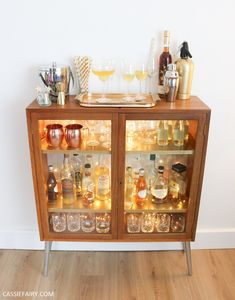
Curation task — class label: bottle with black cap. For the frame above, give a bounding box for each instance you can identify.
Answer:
[151,165,168,204]
[169,163,187,201]
[176,41,194,100]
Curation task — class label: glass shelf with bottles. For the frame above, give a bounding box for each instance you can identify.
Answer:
[126,120,197,154]
[46,153,112,213]
[124,153,190,213]
[125,212,186,234]
[49,212,111,234]
[39,120,112,153]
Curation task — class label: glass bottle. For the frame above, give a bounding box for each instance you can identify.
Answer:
[183,120,189,143]
[136,168,147,206]
[95,156,110,201]
[169,163,187,202]
[173,120,184,147]
[47,165,58,202]
[72,154,82,198]
[82,163,95,206]
[158,30,172,96]
[61,154,75,205]
[151,166,168,204]
[157,121,168,146]
[167,120,173,141]
[125,166,134,206]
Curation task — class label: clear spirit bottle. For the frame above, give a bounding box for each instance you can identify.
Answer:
[82,163,94,206]
[173,120,184,146]
[157,121,168,146]
[95,156,110,201]
[169,163,187,202]
[151,166,168,204]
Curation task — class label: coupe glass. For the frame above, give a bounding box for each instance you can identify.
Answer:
[121,62,135,101]
[92,59,115,102]
[135,63,148,100]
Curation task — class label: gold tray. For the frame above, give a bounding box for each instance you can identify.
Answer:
[76,93,159,108]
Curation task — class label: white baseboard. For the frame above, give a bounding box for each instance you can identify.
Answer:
[0,229,234,251]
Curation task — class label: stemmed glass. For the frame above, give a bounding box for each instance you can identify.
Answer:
[135,63,148,100]
[121,62,135,101]
[92,59,115,102]
[147,56,157,94]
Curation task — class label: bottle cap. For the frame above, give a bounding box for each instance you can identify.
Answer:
[172,163,187,173]
[126,166,132,172]
[85,163,91,169]
[180,41,192,59]
[158,165,164,173]
[48,165,53,171]
[139,168,145,175]
[164,30,170,37]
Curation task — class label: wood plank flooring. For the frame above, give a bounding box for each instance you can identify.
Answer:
[0,249,234,300]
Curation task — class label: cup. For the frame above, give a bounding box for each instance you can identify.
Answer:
[81,213,95,233]
[65,124,83,148]
[96,213,111,233]
[127,214,141,233]
[156,213,170,233]
[141,213,155,233]
[67,213,80,232]
[46,124,64,148]
[51,213,66,232]
[170,214,185,232]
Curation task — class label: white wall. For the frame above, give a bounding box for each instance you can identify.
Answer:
[0,0,235,250]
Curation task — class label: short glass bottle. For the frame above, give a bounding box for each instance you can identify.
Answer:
[168,163,187,202]
[135,168,147,206]
[151,166,168,204]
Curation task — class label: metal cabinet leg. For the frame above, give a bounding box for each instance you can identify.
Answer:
[43,241,52,277]
[182,242,186,253]
[184,242,192,276]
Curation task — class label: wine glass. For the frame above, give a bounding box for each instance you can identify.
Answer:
[147,56,157,94]
[121,62,135,101]
[92,59,115,102]
[86,120,99,147]
[135,63,148,100]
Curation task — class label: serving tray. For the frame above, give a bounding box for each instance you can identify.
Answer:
[76,93,159,108]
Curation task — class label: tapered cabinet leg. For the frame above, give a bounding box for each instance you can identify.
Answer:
[43,241,52,277]
[184,242,192,276]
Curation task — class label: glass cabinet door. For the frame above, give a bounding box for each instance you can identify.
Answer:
[122,118,199,239]
[35,117,116,239]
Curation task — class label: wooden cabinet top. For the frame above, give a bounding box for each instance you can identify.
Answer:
[26,95,210,114]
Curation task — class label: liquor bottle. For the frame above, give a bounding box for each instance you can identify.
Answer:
[82,163,94,206]
[169,163,187,202]
[47,165,58,202]
[136,168,147,206]
[183,120,189,143]
[167,120,173,141]
[61,154,74,205]
[125,166,134,206]
[158,30,172,96]
[157,120,168,146]
[151,166,168,204]
[72,154,82,198]
[173,120,184,147]
[95,156,110,201]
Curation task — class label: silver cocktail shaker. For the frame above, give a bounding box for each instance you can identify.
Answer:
[164,64,179,102]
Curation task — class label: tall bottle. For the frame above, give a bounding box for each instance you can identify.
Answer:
[158,30,172,96]
[176,41,194,100]
[125,166,134,206]
[47,165,58,202]
[82,163,95,206]
[95,156,110,201]
[72,154,82,198]
[173,120,184,147]
[151,166,168,204]
[157,120,168,146]
[61,154,74,205]
[136,168,147,206]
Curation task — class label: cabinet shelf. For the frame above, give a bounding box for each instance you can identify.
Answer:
[48,197,111,213]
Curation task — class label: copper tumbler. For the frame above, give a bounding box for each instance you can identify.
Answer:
[65,124,83,148]
[46,124,64,148]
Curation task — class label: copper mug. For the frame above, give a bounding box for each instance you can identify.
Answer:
[65,124,83,148]
[46,124,64,148]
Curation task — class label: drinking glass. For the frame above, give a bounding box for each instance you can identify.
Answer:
[81,213,96,233]
[141,213,155,233]
[51,213,66,232]
[143,120,157,145]
[170,214,185,232]
[127,214,141,233]
[121,62,135,101]
[67,213,80,232]
[92,59,115,102]
[96,213,111,233]
[156,213,171,233]
[147,56,157,94]
[135,63,148,100]
[86,120,99,147]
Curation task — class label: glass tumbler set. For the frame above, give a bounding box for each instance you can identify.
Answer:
[126,213,185,233]
[51,212,111,233]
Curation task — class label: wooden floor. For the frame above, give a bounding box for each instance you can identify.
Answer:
[0,249,234,300]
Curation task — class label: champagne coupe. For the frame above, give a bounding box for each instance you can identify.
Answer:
[135,63,148,100]
[92,59,115,102]
[121,62,135,101]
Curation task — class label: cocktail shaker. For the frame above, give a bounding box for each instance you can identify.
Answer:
[164,64,179,102]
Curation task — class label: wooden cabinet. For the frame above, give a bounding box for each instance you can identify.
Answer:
[26,95,210,275]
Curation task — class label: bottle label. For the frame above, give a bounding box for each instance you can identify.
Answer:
[169,180,179,198]
[151,188,168,200]
[74,171,82,188]
[62,179,73,197]
[98,175,109,194]
[138,189,147,199]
